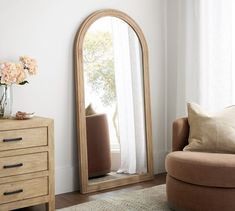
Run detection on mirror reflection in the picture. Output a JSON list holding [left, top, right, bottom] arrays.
[[83, 16, 147, 184]]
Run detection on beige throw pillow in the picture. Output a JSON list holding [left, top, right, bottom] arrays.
[[85, 104, 97, 116], [183, 102, 235, 153]]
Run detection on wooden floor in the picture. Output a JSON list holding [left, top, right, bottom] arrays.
[[16, 173, 166, 211]]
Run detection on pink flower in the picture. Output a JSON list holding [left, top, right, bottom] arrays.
[[19, 56, 38, 75], [16, 64, 27, 84], [0, 62, 19, 85], [0, 56, 37, 85]]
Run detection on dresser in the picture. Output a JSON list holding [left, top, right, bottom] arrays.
[[0, 117, 54, 211]]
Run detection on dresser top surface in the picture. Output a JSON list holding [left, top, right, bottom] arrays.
[[0, 116, 53, 130]]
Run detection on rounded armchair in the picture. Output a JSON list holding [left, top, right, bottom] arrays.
[[165, 118, 235, 211]]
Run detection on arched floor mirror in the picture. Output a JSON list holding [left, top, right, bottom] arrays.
[[74, 9, 153, 194]]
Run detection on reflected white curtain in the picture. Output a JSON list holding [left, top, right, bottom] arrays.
[[112, 18, 147, 174]]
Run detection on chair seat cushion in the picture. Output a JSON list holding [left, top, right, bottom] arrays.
[[166, 151, 235, 188]]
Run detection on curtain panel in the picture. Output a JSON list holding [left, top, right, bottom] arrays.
[[167, 0, 235, 150], [170, 0, 235, 114]]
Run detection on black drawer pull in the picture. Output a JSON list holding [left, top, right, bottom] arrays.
[[3, 189, 23, 196], [3, 137, 22, 142], [3, 163, 23, 169]]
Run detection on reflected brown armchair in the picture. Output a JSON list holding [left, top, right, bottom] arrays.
[[86, 113, 111, 178]]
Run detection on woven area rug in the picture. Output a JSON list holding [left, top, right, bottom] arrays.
[[57, 184, 170, 211]]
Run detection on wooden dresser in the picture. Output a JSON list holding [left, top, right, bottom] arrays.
[[0, 117, 54, 211]]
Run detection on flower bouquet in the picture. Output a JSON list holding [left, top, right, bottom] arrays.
[[0, 56, 37, 118]]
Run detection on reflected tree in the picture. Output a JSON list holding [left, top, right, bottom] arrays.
[[83, 31, 119, 141]]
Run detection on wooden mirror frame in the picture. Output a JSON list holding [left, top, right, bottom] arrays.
[[74, 9, 154, 194]]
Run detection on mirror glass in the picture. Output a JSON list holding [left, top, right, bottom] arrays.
[[83, 16, 147, 184]]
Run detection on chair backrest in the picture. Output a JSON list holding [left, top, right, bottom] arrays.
[[172, 117, 189, 151]]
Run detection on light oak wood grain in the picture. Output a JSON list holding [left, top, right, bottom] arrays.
[[74, 9, 154, 194], [0, 171, 49, 184], [87, 174, 154, 193], [0, 117, 54, 211], [47, 120, 55, 211], [0, 152, 48, 177], [0, 195, 49, 211], [0, 127, 47, 151], [0, 117, 52, 130], [0, 177, 48, 204], [0, 146, 49, 158]]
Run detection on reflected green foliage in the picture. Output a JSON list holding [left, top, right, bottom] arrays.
[[83, 31, 116, 106]]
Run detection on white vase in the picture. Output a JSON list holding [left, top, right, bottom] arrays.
[[0, 85, 13, 118]]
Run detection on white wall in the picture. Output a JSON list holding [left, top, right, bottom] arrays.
[[0, 0, 167, 194], [166, 0, 179, 151]]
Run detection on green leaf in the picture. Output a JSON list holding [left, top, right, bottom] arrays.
[[19, 81, 29, 85], [83, 31, 116, 106]]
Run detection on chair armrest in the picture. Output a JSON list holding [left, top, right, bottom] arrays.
[[172, 117, 189, 151]]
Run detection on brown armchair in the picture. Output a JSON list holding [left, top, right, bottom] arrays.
[[165, 118, 235, 211]]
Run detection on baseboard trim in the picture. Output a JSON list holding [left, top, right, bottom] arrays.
[[55, 165, 79, 194], [56, 150, 170, 194]]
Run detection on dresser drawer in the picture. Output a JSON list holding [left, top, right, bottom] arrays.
[[0, 177, 48, 204], [0, 152, 48, 178], [0, 127, 47, 151]]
